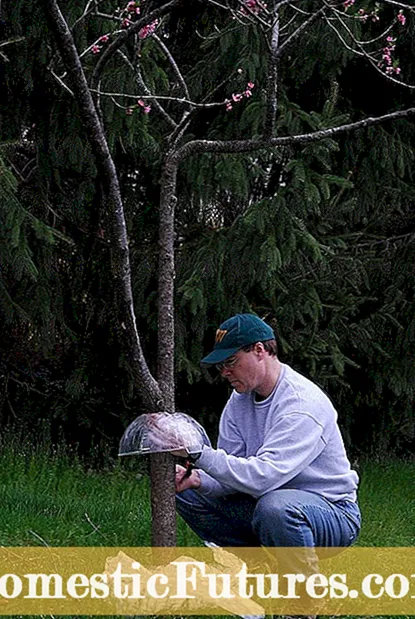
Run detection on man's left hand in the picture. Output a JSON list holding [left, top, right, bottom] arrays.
[[175, 464, 201, 493]]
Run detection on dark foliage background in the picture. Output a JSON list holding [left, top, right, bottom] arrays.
[[0, 0, 414, 460]]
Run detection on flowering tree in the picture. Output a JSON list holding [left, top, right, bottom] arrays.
[[38, 0, 415, 544]]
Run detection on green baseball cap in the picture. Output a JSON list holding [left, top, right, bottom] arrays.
[[200, 313, 275, 367]]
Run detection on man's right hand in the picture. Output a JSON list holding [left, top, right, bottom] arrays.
[[175, 464, 201, 493]]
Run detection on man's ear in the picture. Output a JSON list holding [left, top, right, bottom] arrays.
[[254, 342, 266, 358]]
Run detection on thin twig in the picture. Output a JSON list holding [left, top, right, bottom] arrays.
[[91, 0, 181, 89], [152, 34, 191, 102], [276, 6, 325, 58], [115, 50, 177, 128], [326, 3, 395, 47], [29, 530, 50, 547], [49, 68, 75, 96], [85, 512, 110, 540], [90, 87, 225, 109], [324, 15, 415, 90]]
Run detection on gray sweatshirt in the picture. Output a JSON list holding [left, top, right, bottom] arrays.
[[196, 363, 358, 502]]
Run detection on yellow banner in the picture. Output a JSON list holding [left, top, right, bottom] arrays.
[[0, 546, 414, 615]]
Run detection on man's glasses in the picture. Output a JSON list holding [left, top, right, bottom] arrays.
[[216, 355, 238, 372]]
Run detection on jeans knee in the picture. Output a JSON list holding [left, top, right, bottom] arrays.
[[252, 491, 309, 546], [252, 494, 286, 531]]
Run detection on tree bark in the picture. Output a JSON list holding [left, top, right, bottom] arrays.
[[149, 155, 179, 547]]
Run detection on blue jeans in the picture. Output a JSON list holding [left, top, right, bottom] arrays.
[[176, 488, 361, 573]]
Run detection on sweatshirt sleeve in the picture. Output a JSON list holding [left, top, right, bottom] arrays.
[[196, 400, 245, 497], [195, 470, 237, 497], [196, 412, 328, 498]]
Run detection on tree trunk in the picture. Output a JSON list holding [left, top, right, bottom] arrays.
[[149, 155, 179, 547]]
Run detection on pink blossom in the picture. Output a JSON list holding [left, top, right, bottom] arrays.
[[91, 44, 101, 54], [122, 18, 131, 28], [136, 7, 141, 13], [232, 93, 243, 102], [137, 99, 151, 113], [126, 108, 133, 115], [127, 1, 136, 11], [395, 67, 401, 75], [242, 0, 262, 14], [247, 81, 255, 89], [225, 100, 233, 111], [397, 11, 406, 25], [386, 36, 396, 43], [343, 0, 354, 9], [138, 19, 158, 39], [245, 89, 252, 97], [371, 14, 379, 22], [99, 35, 109, 43]]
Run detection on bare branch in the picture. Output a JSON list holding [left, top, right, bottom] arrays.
[[276, 6, 325, 58], [326, 3, 395, 46], [264, 7, 280, 136], [205, 0, 231, 11], [381, 0, 415, 9], [0, 36, 25, 48], [280, 13, 299, 33], [91, 0, 181, 90], [174, 106, 415, 161], [324, 15, 365, 57], [169, 110, 194, 148], [89, 88, 226, 109], [116, 50, 177, 128], [236, 0, 271, 29], [49, 67, 75, 96], [275, 0, 305, 10], [152, 33, 191, 104], [70, 0, 98, 29], [324, 13, 415, 89]]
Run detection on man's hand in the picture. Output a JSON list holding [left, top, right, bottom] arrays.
[[175, 464, 201, 493]]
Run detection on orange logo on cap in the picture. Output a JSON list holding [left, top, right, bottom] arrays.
[[215, 329, 228, 343]]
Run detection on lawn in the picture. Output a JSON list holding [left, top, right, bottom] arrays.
[[0, 431, 413, 618]]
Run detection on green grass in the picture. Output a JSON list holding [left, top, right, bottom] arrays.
[[356, 458, 415, 547], [0, 433, 413, 619], [0, 434, 412, 547], [0, 433, 199, 547]]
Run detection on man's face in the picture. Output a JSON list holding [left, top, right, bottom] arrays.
[[216, 345, 265, 393]]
